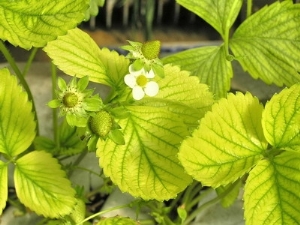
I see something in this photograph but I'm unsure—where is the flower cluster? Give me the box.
[124,65,159,100]
[48,76,102,127]
[122,40,163,100]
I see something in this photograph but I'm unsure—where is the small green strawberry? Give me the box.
[141,40,161,60]
[89,110,113,138]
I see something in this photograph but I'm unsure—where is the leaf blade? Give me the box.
[97,106,192,200]
[0,161,8,215]
[44,28,109,85]
[162,45,232,99]
[179,92,268,187]
[0,68,36,157]
[14,151,76,218]
[0,0,89,49]
[245,151,300,225]
[230,1,300,86]
[176,0,243,37]
[262,84,300,151]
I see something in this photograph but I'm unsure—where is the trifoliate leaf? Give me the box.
[0,0,89,49]
[14,151,76,218]
[230,1,300,86]
[0,68,35,157]
[138,64,214,127]
[177,0,242,37]
[96,216,138,225]
[0,161,8,215]
[162,45,232,99]
[97,106,192,200]
[178,92,267,187]
[262,84,300,151]
[245,151,300,225]
[44,28,108,85]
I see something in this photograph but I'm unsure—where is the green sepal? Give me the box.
[152,63,165,78]
[48,99,61,108]
[66,114,88,127]
[108,129,125,145]
[77,76,89,91]
[132,59,144,71]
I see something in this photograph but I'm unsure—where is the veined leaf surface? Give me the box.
[176,0,242,38]
[0,0,88,49]
[44,28,108,85]
[262,84,300,151]
[97,65,213,200]
[0,161,8,215]
[162,45,232,99]
[97,106,192,200]
[14,151,76,218]
[0,68,35,157]
[245,151,300,225]
[179,92,268,187]
[230,1,300,86]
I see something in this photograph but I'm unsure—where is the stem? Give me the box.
[185,188,214,212]
[51,63,59,147]
[22,47,38,76]
[0,40,40,135]
[183,182,240,225]
[67,150,88,177]
[246,0,252,18]
[76,202,132,224]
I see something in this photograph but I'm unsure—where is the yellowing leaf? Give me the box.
[139,64,214,126]
[44,28,108,85]
[179,92,267,187]
[262,84,300,151]
[0,161,8,215]
[162,45,232,99]
[177,0,242,38]
[0,0,89,49]
[230,1,300,86]
[0,68,36,157]
[97,106,192,200]
[14,151,76,218]
[245,151,300,225]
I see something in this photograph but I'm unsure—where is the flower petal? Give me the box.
[146,69,155,78]
[132,86,145,100]
[144,81,159,97]
[124,74,136,88]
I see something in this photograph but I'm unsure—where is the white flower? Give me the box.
[124,65,159,100]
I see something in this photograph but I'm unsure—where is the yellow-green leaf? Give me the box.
[245,151,300,225]
[262,84,300,151]
[0,161,8,215]
[179,92,267,187]
[97,106,192,200]
[14,151,76,218]
[230,1,300,86]
[44,28,108,85]
[177,0,243,38]
[162,45,232,99]
[0,68,36,157]
[0,0,89,49]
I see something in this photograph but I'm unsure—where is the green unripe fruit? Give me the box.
[89,110,113,138]
[141,40,161,60]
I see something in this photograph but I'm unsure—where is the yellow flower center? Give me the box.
[136,75,148,87]
[62,92,78,108]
